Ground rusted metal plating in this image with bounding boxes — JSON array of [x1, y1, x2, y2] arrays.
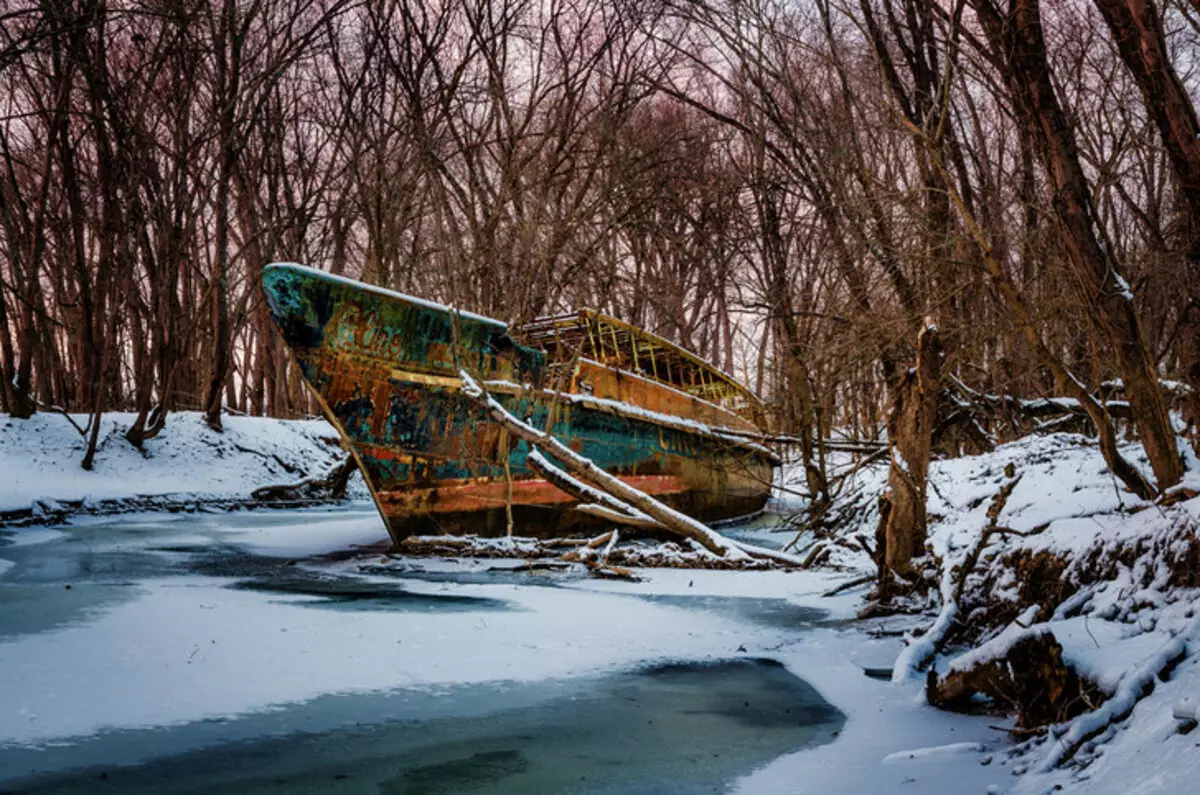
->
[[262, 263, 775, 542]]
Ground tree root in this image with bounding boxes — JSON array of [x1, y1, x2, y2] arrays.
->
[[251, 453, 357, 502], [1034, 618, 1197, 771], [928, 627, 1093, 730]]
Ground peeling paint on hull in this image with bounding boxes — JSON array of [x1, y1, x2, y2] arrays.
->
[[261, 263, 775, 542]]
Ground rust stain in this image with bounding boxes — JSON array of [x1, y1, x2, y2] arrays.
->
[[261, 263, 776, 542], [376, 474, 687, 514]]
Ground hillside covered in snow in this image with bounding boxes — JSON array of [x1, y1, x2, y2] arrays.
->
[[772, 431, 1200, 794], [0, 412, 364, 524]]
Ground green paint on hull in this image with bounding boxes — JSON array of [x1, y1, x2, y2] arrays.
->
[[261, 263, 774, 539]]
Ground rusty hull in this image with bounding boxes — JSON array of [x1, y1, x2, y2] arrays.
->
[[261, 263, 775, 542]]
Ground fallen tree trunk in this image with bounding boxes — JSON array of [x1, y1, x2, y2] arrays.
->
[[461, 370, 741, 557], [461, 371, 801, 565], [575, 503, 662, 530], [929, 625, 1085, 730], [526, 449, 653, 524], [529, 424, 809, 566]]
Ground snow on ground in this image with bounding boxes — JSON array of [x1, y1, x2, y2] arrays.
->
[[1, 573, 761, 745], [5, 417, 1200, 792], [0, 411, 363, 514], [0, 502, 1014, 794], [738, 628, 1009, 794], [1011, 652, 1200, 795], [778, 431, 1200, 795], [0, 509, 830, 748]]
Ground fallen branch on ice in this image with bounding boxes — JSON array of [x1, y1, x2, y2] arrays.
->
[[892, 473, 1022, 683], [575, 503, 662, 530], [532, 441, 807, 565], [460, 369, 799, 565]]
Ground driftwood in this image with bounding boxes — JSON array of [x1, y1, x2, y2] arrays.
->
[[460, 370, 803, 566], [561, 529, 638, 580], [390, 533, 788, 571], [250, 454, 358, 503]]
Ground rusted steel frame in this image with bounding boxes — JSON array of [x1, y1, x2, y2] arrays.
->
[[588, 315, 603, 361], [374, 473, 688, 513]]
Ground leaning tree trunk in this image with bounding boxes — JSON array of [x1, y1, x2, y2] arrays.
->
[[1091, 0, 1200, 445], [972, 0, 1184, 489], [906, 115, 1160, 500], [882, 319, 942, 581]]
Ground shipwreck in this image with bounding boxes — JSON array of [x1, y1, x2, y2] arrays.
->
[[261, 263, 777, 543]]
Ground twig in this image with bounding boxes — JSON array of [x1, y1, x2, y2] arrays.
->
[[822, 574, 876, 597]]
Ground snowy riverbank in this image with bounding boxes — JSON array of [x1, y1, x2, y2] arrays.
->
[[5, 414, 1200, 792], [0, 412, 363, 523], [0, 505, 1007, 793], [784, 431, 1200, 795]]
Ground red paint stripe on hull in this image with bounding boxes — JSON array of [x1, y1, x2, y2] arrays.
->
[[376, 474, 686, 514]]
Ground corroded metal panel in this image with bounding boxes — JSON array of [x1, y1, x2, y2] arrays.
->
[[262, 263, 774, 542]]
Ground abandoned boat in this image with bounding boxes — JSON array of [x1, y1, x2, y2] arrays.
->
[[261, 262, 777, 542]]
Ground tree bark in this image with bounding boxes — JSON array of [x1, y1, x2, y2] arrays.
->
[[1091, 0, 1200, 442], [883, 319, 942, 578], [972, 0, 1183, 489], [203, 0, 238, 432]]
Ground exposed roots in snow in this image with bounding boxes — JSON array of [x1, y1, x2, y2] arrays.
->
[[977, 516, 1200, 631], [904, 501, 1200, 774], [250, 454, 358, 504], [928, 623, 1101, 730], [1034, 622, 1192, 772]]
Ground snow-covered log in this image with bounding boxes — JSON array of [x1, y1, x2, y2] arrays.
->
[[528, 426, 807, 565], [526, 449, 651, 523], [460, 370, 742, 557], [1035, 616, 1199, 771], [250, 453, 358, 503], [892, 567, 958, 684]]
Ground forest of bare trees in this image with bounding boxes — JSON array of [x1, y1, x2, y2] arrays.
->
[[1, 0, 1197, 554]]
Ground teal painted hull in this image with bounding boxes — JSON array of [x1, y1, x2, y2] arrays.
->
[[261, 264, 774, 540]]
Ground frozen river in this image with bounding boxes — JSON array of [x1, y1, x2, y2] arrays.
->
[[0, 506, 846, 793]]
